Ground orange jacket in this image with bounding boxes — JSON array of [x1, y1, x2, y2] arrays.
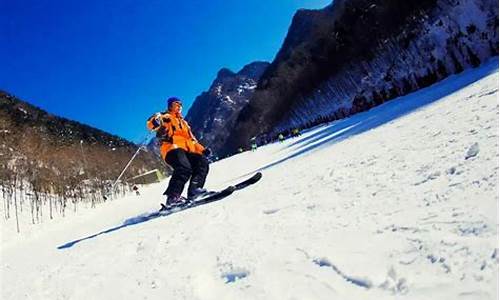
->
[[147, 112, 205, 160]]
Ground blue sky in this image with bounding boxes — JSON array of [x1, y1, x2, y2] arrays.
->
[[1, 0, 331, 143]]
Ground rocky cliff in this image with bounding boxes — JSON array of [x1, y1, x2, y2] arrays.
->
[[223, 0, 498, 154], [185, 61, 269, 156]]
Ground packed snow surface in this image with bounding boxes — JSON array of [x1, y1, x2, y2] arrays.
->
[[1, 59, 498, 299]]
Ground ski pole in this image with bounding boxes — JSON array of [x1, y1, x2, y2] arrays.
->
[[107, 132, 153, 198], [110, 145, 145, 191]]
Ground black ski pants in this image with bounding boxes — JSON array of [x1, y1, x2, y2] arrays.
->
[[164, 149, 209, 197]]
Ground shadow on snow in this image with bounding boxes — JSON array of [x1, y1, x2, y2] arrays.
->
[[57, 210, 169, 249]]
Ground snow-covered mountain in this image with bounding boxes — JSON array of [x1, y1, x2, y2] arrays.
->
[[186, 61, 269, 156], [224, 0, 498, 154], [0, 91, 162, 196], [2, 58, 497, 300], [0, 91, 166, 240]]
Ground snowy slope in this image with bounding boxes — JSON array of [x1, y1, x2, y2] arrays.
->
[[1, 59, 498, 300]]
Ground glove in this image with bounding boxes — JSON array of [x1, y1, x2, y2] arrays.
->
[[151, 113, 162, 128], [154, 113, 163, 124], [203, 148, 212, 157]]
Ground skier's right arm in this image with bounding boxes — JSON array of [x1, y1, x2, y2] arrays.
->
[[147, 113, 163, 131]]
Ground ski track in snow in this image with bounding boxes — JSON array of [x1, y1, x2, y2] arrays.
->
[[1, 59, 499, 300]]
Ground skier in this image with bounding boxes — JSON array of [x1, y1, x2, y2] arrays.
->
[[147, 97, 210, 206], [292, 128, 301, 137], [250, 137, 257, 151], [132, 185, 140, 196]]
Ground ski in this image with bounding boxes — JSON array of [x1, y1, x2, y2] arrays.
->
[[158, 172, 262, 214], [159, 185, 236, 212], [234, 171, 262, 190]]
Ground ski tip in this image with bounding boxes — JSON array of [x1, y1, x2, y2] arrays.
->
[[249, 172, 262, 183]]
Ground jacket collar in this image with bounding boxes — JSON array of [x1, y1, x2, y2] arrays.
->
[[166, 110, 182, 118]]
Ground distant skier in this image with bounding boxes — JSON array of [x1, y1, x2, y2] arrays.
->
[[147, 97, 210, 206], [132, 185, 140, 196], [250, 137, 258, 151]]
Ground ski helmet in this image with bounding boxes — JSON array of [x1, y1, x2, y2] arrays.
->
[[167, 97, 182, 108]]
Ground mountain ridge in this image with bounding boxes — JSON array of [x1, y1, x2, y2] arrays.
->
[[185, 61, 269, 156], [0, 90, 162, 198], [220, 0, 498, 154]]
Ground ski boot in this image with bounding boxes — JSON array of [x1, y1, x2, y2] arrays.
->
[[188, 187, 214, 201], [162, 194, 189, 210]]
